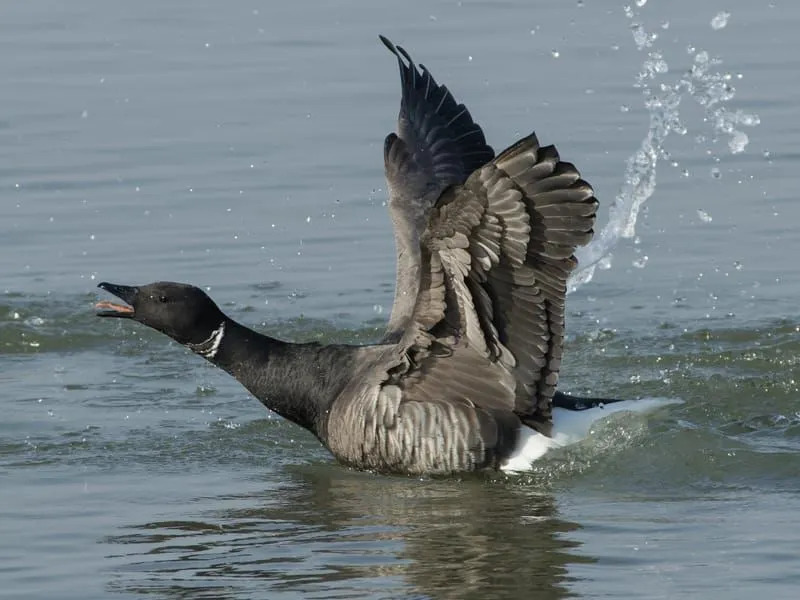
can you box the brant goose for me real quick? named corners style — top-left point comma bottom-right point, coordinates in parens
top-left (97, 37), bottom-right (663, 475)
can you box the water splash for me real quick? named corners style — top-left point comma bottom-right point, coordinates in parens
top-left (569, 5), bottom-right (759, 292)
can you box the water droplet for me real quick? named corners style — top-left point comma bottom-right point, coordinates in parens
top-left (728, 131), bottom-right (749, 154)
top-left (734, 261), bottom-right (743, 271)
top-left (620, 104), bottom-right (630, 113)
top-left (710, 11), bottom-right (730, 30)
top-left (632, 255), bottom-right (649, 269)
top-left (697, 209), bottom-right (713, 223)
top-left (710, 167), bottom-right (721, 179)
top-left (551, 49), bottom-right (560, 58)
top-left (631, 24), bottom-right (651, 49)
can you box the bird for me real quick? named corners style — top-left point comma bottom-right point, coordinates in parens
top-left (96, 36), bottom-right (661, 475)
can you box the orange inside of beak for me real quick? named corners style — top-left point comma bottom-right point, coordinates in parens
top-left (95, 300), bottom-right (134, 314)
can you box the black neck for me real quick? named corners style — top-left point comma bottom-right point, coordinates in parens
top-left (202, 317), bottom-right (355, 441)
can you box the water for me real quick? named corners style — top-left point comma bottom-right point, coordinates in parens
top-left (2, 0), bottom-right (799, 598)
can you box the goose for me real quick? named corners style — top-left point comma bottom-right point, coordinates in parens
top-left (96, 37), bottom-right (661, 475)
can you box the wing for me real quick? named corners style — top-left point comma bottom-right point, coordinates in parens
top-left (394, 132), bottom-right (598, 436)
top-left (327, 135), bottom-right (596, 474)
top-left (380, 36), bottom-right (495, 340)
top-left (326, 341), bottom-right (522, 474)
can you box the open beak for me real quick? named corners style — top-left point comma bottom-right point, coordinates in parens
top-left (96, 282), bottom-right (138, 318)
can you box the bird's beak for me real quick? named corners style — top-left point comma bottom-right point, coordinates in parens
top-left (95, 282), bottom-right (138, 318)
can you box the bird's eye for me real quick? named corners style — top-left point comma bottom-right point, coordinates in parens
top-left (159, 295), bottom-right (169, 303)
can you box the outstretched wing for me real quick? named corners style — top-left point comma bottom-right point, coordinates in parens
top-left (392, 132), bottom-right (597, 436)
top-left (380, 36), bottom-right (495, 340)
top-left (328, 135), bottom-right (596, 473)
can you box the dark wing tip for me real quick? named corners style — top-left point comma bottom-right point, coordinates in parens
top-left (395, 44), bottom-right (414, 66)
top-left (381, 36), bottom-right (495, 195)
top-left (379, 34), bottom-right (417, 89)
top-left (379, 35), bottom-right (413, 67)
top-left (378, 34), bottom-right (396, 54)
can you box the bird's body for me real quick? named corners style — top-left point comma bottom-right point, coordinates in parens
top-left (96, 37), bottom-right (670, 476)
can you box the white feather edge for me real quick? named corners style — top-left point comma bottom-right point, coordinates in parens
top-left (501, 397), bottom-right (683, 472)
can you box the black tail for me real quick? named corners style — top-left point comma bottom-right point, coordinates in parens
top-left (553, 391), bottom-right (626, 411)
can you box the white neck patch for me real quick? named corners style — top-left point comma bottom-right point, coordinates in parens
top-left (188, 321), bottom-right (225, 359)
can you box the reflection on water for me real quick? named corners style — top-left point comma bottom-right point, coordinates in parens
top-left (106, 467), bottom-right (590, 599)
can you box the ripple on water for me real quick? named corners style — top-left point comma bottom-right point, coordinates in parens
top-left (3, 303), bottom-right (799, 598)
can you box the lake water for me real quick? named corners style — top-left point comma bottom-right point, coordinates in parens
top-left (2, 0), bottom-right (799, 598)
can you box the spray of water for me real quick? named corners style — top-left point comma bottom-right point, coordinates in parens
top-left (569, 3), bottom-right (759, 293)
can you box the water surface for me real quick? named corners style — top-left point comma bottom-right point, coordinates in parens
top-left (2, 0), bottom-right (799, 598)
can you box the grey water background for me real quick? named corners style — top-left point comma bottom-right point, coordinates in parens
top-left (2, 0), bottom-right (799, 597)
